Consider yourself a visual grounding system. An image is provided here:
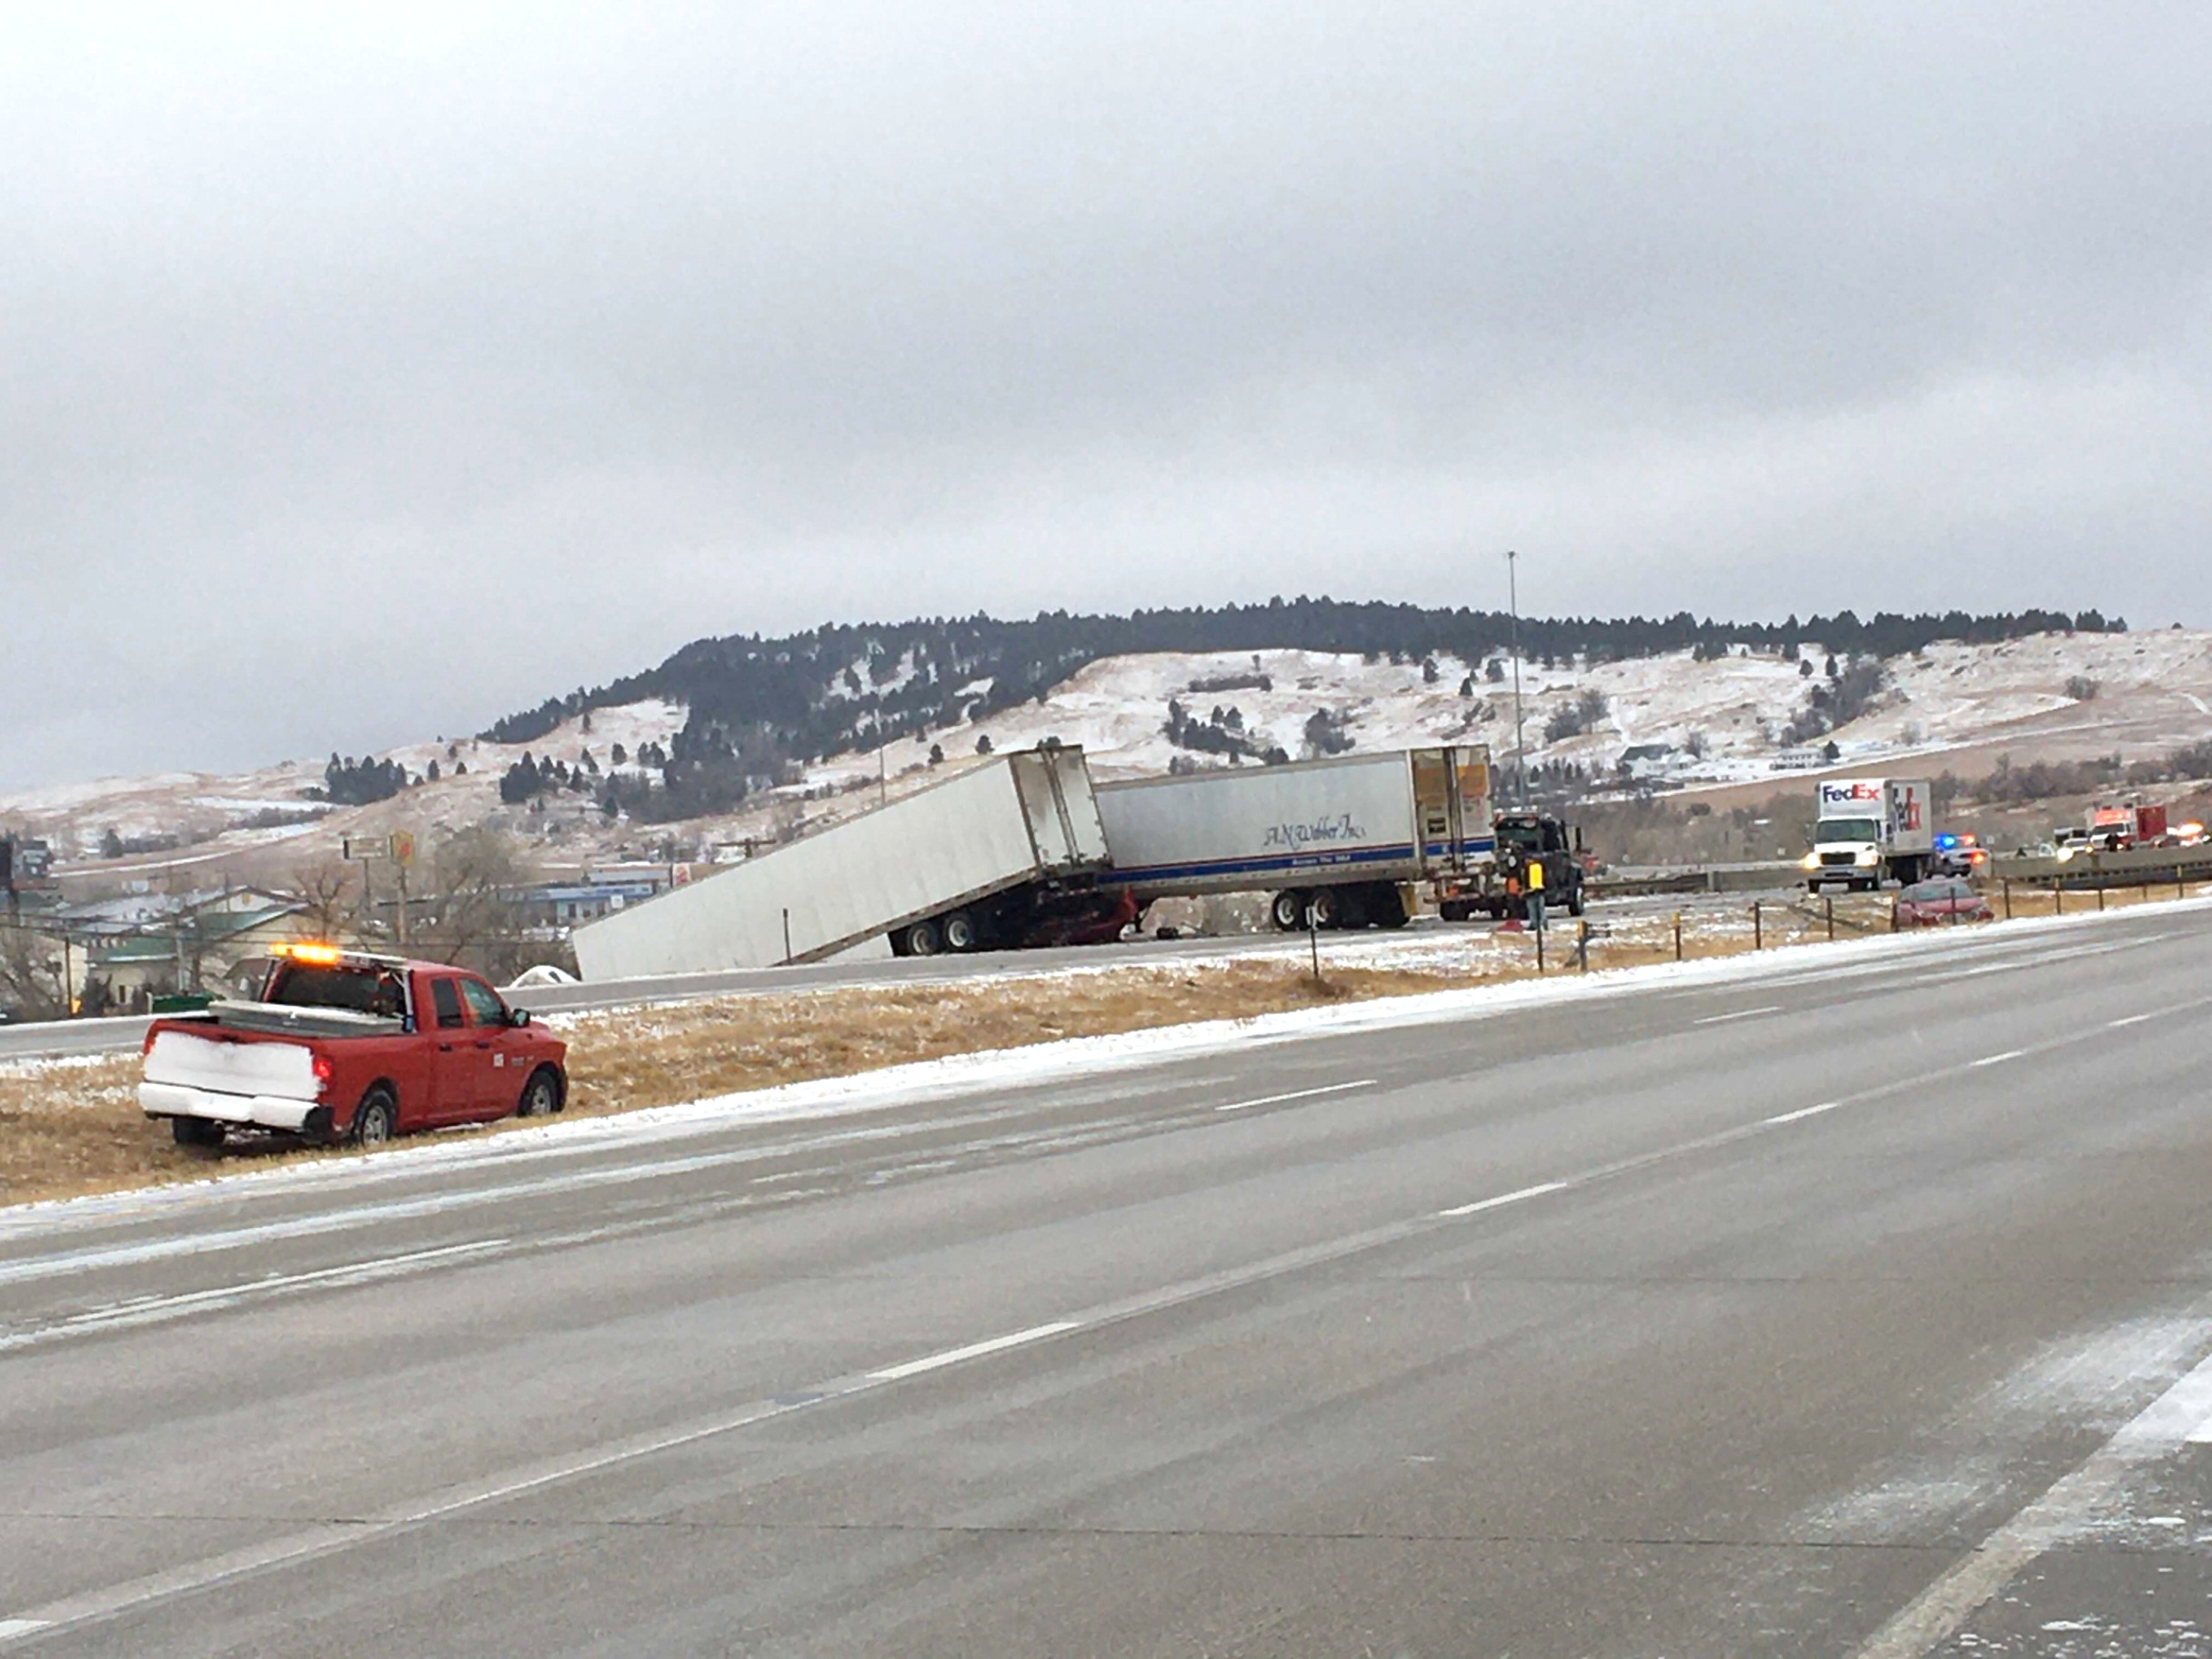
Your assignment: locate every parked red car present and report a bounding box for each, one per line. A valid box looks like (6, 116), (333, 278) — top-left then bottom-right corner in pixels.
(1894, 877), (1993, 928)
(140, 945), (568, 1148)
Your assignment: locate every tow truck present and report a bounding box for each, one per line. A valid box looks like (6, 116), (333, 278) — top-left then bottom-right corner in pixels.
(139, 944), (568, 1148)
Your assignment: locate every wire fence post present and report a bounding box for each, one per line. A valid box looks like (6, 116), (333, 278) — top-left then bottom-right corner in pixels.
(2096, 883), (2106, 912)
(1674, 911), (1683, 961)
(2003, 879), (2012, 920)
(1752, 900), (1762, 950)
(1576, 920), (1590, 973)
(781, 907), (792, 964)
(1825, 894), (1835, 940)
(1534, 919), (1545, 972)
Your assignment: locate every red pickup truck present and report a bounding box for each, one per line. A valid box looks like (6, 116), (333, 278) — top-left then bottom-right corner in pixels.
(139, 945), (568, 1149)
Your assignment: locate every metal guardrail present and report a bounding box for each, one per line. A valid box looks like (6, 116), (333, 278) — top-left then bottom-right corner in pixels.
(1989, 844), (2212, 889)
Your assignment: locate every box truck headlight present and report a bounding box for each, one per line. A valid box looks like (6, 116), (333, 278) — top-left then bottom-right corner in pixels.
(1801, 852), (1821, 870)
(1855, 849), (1880, 866)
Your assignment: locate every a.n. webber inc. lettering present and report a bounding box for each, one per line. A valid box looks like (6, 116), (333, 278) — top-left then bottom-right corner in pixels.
(1262, 813), (1366, 850)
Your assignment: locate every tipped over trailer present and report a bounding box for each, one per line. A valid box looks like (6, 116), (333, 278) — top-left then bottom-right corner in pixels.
(1095, 745), (1496, 930)
(569, 747), (1113, 979)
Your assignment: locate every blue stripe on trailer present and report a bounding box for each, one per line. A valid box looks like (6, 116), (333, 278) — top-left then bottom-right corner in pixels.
(1111, 837), (1495, 887)
(1109, 842), (1414, 885)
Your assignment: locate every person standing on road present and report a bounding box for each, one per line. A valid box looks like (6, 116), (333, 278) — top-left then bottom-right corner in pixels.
(1524, 850), (1547, 934)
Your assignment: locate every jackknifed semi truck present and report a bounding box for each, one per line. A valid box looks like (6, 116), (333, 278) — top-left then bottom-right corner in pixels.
(1095, 746), (1496, 930)
(570, 746), (1117, 978)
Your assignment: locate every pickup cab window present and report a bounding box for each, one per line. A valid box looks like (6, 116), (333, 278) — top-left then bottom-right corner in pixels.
(265, 962), (407, 1020)
(429, 978), (466, 1030)
(458, 979), (508, 1027)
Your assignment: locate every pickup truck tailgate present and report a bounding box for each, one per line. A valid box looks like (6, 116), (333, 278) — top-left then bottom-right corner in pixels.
(141, 1028), (322, 1130)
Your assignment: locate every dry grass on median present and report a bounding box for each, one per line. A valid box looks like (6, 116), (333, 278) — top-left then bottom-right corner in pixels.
(6, 881), (2199, 1208)
(0, 960), (1503, 1208)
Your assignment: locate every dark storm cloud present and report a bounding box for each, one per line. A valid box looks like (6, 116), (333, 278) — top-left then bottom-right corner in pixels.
(4, 4), (2208, 786)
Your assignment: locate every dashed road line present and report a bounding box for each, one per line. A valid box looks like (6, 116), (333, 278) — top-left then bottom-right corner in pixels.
(1764, 1101), (1841, 1126)
(1436, 1182), (1569, 1220)
(1213, 1079), (1376, 1113)
(868, 1322), (1086, 1382)
(1694, 1005), (1784, 1025)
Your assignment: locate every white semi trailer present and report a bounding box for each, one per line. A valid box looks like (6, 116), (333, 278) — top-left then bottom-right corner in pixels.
(571, 746), (1114, 979)
(1096, 746), (1496, 930)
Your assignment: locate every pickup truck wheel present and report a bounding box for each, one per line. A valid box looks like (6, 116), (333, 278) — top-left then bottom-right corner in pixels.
(517, 1067), (562, 1118)
(170, 1117), (225, 1149)
(941, 911), (980, 952)
(350, 1089), (397, 1149)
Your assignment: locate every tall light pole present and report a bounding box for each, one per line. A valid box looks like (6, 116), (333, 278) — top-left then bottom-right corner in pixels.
(1508, 549), (1528, 808)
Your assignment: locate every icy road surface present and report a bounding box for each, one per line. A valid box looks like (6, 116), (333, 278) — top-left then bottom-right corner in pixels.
(3, 901), (2211, 1655)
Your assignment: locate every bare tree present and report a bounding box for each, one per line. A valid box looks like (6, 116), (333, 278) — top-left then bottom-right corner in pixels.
(419, 827), (546, 981)
(288, 860), (361, 942)
(0, 921), (68, 1021)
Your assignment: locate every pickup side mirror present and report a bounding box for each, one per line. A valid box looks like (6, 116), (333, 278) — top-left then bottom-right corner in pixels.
(508, 1007), (532, 1028)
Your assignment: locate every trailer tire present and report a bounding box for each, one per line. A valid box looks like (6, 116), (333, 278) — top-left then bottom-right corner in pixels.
(902, 919), (943, 957)
(1372, 884), (1412, 929)
(1271, 890), (1306, 931)
(1439, 900), (1473, 922)
(170, 1116), (224, 1149)
(941, 911), (980, 952)
(1306, 888), (1341, 930)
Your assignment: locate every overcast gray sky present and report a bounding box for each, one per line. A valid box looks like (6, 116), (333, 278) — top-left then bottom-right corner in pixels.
(5, 4), (2207, 789)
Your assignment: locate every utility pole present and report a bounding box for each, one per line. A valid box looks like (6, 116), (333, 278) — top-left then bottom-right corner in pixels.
(1508, 548), (1529, 808)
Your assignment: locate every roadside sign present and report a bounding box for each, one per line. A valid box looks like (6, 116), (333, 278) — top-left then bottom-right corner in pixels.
(343, 833), (415, 864)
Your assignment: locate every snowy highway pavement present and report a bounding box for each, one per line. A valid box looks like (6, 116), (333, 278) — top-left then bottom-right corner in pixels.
(3, 899), (2211, 1654)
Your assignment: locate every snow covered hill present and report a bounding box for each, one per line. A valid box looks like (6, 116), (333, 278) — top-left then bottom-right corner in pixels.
(9, 631), (2212, 886)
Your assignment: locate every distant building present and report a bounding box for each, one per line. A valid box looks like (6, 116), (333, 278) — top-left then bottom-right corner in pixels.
(77, 889), (310, 1007)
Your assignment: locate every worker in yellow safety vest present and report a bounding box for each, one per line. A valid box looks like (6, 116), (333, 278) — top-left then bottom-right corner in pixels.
(1523, 850), (1547, 934)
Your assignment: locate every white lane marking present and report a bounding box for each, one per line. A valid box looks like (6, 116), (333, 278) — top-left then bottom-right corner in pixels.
(15, 985), (2212, 1646)
(0, 1241), (508, 1353)
(1764, 1101), (1841, 1126)
(2108, 1012), (2157, 1029)
(1853, 1348), (2212, 1659)
(0, 1624), (48, 1640)
(1436, 1181), (1568, 1220)
(867, 1321), (1085, 1382)
(1213, 1079), (1376, 1113)
(1970, 1050), (2026, 1068)
(1694, 1005), (1784, 1025)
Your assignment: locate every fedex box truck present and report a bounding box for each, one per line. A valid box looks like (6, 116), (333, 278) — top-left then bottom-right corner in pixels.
(1804, 778), (1934, 891)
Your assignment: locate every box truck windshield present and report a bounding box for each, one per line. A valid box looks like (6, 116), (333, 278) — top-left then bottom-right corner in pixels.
(1816, 817), (1880, 845)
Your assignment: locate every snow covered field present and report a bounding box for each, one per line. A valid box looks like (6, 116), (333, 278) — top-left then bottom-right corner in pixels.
(6, 629), (2210, 881)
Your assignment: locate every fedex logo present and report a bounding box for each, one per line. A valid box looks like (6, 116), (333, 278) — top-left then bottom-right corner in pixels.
(1818, 781), (1882, 806)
